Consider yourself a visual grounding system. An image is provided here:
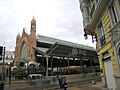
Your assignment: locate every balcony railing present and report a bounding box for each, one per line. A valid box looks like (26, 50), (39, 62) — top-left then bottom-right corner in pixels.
(100, 35), (106, 47)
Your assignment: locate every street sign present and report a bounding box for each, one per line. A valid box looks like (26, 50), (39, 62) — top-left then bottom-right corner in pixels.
(0, 46), (3, 60)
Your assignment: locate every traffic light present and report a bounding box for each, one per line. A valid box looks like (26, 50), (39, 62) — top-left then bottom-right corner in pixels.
(0, 46), (3, 60)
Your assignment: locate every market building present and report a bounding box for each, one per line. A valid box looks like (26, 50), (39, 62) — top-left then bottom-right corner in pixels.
(15, 17), (99, 76)
(79, 0), (120, 90)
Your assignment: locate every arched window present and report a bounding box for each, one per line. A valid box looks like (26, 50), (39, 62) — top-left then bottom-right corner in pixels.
(20, 42), (28, 63)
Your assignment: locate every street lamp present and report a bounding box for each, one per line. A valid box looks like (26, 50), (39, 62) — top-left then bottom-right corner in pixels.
(84, 32), (88, 40)
(84, 30), (97, 43)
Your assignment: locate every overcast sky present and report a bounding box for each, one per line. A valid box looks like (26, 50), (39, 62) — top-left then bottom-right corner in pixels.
(0, 0), (96, 51)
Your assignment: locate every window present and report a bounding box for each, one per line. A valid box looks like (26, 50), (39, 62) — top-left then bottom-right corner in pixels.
(97, 21), (106, 47)
(118, 48), (120, 70)
(98, 21), (105, 38)
(118, 48), (120, 58)
(90, 4), (95, 18)
(90, 0), (99, 18)
(102, 51), (110, 61)
(109, 2), (119, 26)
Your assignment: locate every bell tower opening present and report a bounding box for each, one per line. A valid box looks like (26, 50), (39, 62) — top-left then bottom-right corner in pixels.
(30, 16), (36, 32)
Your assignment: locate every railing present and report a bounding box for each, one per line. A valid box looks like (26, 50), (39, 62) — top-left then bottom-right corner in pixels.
(100, 35), (106, 47)
(47, 73), (101, 85)
(4, 73), (101, 90)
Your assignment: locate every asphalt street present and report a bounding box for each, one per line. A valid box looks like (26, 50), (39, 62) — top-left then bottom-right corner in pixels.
(48, 83), (91, 90)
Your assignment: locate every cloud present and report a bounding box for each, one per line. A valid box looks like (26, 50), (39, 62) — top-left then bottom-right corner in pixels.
(0, 0), (96, 51)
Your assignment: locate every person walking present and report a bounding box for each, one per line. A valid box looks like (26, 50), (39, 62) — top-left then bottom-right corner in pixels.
(56, 74), (63, 88)
(61, 78), (67, 90)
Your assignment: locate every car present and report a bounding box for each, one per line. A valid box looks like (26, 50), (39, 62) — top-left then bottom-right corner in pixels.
(27, 74), (44, 85)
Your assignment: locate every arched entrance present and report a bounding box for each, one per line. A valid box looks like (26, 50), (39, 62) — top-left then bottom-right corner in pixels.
(28, 64), (36, 74)
(20, 42), (28, 63)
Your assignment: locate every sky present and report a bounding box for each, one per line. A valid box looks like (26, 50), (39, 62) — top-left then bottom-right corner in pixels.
(0, 0), (96, 51)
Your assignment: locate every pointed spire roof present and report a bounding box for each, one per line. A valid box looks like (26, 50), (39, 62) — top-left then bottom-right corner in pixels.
(17, 32), (20, 38)
(31, 16), (36, 22)
(32, 16), (35, 20)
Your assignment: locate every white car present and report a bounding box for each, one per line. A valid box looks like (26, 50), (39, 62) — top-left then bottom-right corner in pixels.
(27, 74), (44, 85)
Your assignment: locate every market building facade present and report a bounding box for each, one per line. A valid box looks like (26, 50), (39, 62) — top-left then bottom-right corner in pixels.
(14, 17), (99, 76)
(15, 17), (99, 76)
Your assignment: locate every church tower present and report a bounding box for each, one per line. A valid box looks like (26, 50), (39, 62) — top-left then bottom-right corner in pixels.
(15, 17), (37, 66)
(29, 16), (36, 60)
(30, 16), (36, 33)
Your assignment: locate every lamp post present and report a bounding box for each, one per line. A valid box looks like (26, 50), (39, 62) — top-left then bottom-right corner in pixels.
(2, 47), (5, 81)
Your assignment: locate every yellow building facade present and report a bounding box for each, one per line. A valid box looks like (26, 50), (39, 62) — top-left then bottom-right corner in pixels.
(79, 0), (120, 90)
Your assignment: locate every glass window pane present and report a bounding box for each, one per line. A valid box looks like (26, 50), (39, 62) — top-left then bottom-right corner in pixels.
(109, 2), (119, 26)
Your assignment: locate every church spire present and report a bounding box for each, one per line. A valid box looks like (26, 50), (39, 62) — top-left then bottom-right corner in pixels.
(30, 16), (36, 32)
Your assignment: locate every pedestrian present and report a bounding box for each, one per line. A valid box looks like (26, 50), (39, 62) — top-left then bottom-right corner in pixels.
(61, 78), (67, 90)
(60, 78), (63, 88)
(56, 74), (63, 88)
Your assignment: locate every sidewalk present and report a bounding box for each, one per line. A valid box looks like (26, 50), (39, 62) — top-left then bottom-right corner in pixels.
(63, 81), (109, 90)
(4, 80), (109, 90)
(90, 84), (109, 90)
(48, 81), (109, 90)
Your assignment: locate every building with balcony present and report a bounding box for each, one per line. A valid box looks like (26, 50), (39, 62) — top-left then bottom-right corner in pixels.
(79, 0), (120, 90)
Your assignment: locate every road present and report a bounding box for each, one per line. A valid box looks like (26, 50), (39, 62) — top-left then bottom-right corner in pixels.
(4, 82), (95, 90)
(4, 80), (109, 90)
(5, 82), (109, 90)
(48, 82), (109, 90)
(48, 83), (91, 90)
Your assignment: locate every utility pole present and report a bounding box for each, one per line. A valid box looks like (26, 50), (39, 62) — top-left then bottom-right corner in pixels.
(0, 46), (5, 90)
(2, 47), (5, 81)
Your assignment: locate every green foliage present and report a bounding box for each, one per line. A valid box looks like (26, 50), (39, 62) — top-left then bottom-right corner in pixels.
(17, 67), (26, 75)
(11, 67), (27, 79)
(28, 64), (36, 74)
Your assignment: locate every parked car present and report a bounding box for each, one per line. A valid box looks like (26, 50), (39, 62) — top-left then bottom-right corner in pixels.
(27, 74), (43, 85)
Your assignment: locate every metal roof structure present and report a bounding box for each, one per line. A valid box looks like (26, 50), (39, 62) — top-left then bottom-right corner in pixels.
(35, 34), (98, 76)
(45, 42), (97, 58)
(36, 34), (96, 52)
(35, 34), (97, 59)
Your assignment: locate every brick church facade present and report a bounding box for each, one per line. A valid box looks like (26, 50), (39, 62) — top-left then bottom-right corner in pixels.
(15, 17), (36, 65)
